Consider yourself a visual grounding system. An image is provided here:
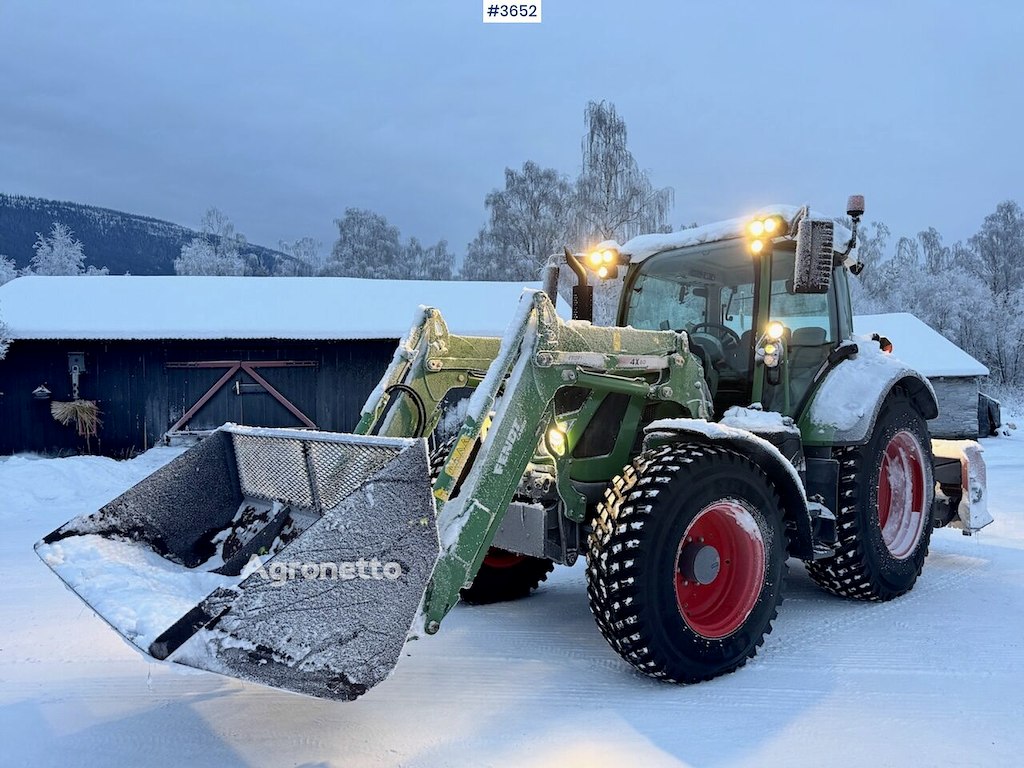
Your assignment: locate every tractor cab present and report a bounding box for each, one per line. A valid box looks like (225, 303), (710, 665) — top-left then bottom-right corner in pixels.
(615, 208), (854, 419)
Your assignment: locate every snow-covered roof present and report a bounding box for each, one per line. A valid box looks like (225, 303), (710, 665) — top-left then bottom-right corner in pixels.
(622, 204), (855, 264)
(0, 276), (539, 341)
(854, 313), (988, 378)
(0, 278), (989, 379)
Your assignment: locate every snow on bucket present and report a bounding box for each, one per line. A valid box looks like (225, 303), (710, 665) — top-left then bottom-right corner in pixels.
(35, 425), (440, 700)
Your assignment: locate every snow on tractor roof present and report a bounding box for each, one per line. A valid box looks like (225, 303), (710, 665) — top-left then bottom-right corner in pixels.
(0, 275), (539, 341)
(622, 204), (855, 264)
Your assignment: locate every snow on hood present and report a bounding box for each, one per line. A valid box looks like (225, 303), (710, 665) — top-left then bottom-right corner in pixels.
(622, 205), (854, 264)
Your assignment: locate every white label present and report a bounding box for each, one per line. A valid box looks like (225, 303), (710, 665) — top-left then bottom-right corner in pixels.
(483, 1), (542, 23)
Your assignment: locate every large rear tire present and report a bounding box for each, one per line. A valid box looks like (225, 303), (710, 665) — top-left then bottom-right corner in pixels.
(587, 443), (787, 683)
(806, 390), (934, 601)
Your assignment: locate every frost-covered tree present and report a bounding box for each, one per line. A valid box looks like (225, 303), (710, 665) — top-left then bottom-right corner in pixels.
(968, 200), (1024, 299)
(572, 101), (673, 245)
(174, 208), (252, 276)
(324, 208), (403, 278)
(421, 239), (454, 280)
(460, 228), (531, 281)
(30, 222), (87, 275)
(275, 237), (325, 276)
(462, 162), (573, 281)
(0, 318), (9, 360)
(0, 255), (17, 285)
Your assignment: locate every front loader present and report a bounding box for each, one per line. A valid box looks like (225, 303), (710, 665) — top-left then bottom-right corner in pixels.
(36, 198), (991, 700)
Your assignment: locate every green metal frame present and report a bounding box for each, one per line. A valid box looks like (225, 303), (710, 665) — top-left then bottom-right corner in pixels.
(355, 291), (708, 632)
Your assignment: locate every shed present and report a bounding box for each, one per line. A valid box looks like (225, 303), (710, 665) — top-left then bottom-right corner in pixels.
(0, 276), (534, 456)
(854, 313), (990, 439)
(0, 278), (992, 456)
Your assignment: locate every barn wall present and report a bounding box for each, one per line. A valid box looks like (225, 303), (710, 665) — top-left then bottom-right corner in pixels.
(928, 376), (981, 439)
(0, 338), (397, 457)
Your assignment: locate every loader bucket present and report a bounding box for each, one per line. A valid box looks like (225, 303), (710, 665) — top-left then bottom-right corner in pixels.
(35, 425), (440, 701)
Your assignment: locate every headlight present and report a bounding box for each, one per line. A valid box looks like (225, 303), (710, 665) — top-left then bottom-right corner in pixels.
(766, 321), (785, 341)
(750, 238), (765, 255)
(545, 426), (567, 456)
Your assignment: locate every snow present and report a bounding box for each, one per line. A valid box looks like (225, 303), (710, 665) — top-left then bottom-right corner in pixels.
(4, 429), (1024, 766)
(36, 534), (235, 650)
(645, 417), (805, 494)
(854, 312), (989, 377)
(0, 275), (539, 341)
(623, 205), (855, 264)
(719, 404), (800, 434)
(808, 338), (936, 436)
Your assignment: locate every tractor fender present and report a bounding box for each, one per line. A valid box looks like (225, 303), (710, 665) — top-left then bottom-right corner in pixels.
(643, 419), (816, 560)
(802, 342), (938, 446)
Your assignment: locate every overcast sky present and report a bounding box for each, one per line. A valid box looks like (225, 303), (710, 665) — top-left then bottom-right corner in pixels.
(1, 0), (1020, 260)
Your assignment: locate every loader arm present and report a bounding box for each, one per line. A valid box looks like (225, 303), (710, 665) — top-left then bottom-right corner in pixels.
(412, 290), (709, 632)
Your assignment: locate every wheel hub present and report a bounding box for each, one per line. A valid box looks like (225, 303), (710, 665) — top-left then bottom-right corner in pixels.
(877, 430), (927, 559)
(674, 500), (767, 639)
(679, 543), (721, 585)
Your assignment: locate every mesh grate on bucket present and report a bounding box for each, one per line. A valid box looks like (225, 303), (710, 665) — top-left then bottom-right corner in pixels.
(229, 431), (407, 512)
(307, 440), (399, 510)
(231, 433), (315, 508)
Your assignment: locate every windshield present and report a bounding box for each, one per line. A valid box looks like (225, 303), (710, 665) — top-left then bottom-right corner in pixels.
(624, 240), (756, 336)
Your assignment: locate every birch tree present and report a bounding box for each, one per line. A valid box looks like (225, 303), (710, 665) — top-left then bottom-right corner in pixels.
(572, 101), (673, 245)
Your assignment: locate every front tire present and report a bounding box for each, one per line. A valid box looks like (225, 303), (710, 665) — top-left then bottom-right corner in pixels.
(460, 550), (554, 605)
(428, 436), (554, 605)
(806, 389), (934, 601)
(587, 443), (787, 683)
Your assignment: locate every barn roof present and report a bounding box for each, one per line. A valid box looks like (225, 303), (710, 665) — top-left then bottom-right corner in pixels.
(0, 277), (988, 378)
(854, 313), (988, 378)
(0, 276), (539, 341)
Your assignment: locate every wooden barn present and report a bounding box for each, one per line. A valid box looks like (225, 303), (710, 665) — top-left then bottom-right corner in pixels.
(0, 276), (529, 457)
(0, 278), (993, 457)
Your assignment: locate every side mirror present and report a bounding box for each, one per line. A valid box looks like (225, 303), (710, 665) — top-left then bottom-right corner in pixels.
(793, 218), (834, 294)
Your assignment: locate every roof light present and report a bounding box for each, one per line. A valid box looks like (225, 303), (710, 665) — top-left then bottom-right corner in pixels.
(748, 220), (765, 237)
(763, 216), (781, 234)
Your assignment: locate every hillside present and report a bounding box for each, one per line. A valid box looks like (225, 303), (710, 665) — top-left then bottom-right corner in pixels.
(0, 193), (288, 275)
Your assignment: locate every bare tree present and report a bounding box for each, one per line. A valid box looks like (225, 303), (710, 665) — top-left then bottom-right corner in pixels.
(276, 237), (325, 276)
(572, 101), (673, 245)
(174, 208), (253, 276)
(463, 161), (574, 280)
(0, 255), (17, 285)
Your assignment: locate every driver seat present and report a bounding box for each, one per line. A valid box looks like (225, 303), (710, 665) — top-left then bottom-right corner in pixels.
(687, 335), (719, 397)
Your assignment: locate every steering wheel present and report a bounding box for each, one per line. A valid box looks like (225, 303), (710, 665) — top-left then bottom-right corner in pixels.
(691, 323), (741, 350)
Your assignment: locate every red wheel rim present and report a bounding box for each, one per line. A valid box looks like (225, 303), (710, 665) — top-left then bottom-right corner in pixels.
(483, 549), (526, 569)
(674, 500), (766, 639)
(877, 430), (927, 559)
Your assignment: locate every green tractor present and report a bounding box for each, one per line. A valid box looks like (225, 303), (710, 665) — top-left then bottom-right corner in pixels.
(37, 198), (990, 700)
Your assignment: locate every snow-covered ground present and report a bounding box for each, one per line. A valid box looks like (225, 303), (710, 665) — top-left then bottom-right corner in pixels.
(2, 432), (1023, 768)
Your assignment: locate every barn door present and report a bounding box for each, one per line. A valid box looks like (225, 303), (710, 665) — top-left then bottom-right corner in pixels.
(165, 360), (318, 436)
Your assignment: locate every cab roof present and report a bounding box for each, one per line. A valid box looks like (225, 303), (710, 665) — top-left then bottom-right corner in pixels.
(620, 204), (855, 264)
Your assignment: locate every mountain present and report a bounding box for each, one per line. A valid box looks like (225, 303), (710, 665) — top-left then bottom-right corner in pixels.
(0, 193), (289, 275)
